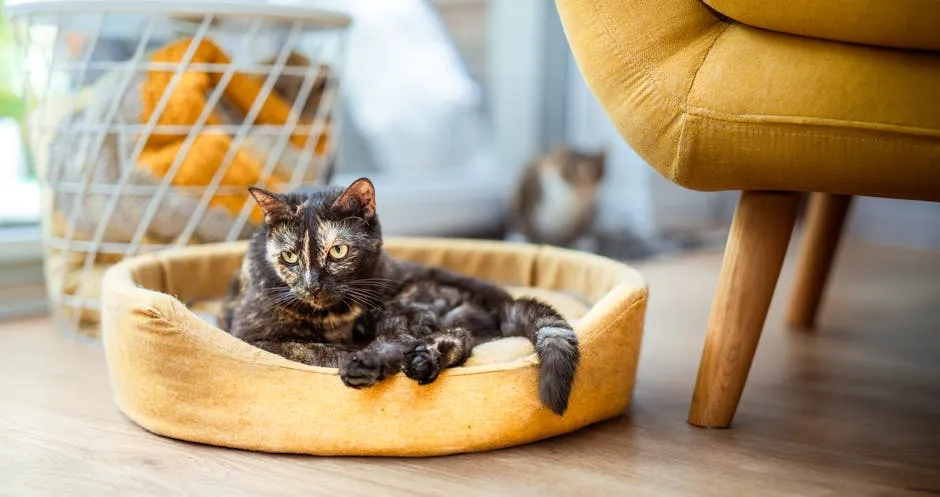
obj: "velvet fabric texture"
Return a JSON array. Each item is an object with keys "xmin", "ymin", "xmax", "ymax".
[
  {"xmin": 705, "ymin": 0, "xmax": 940, "ymax": 51},
  {"xmin": 555, "ymin": 0, "xmax": 940, "ymax": 201},
  {"xmin": 101, "ymin": 238, "xmax": 647, "ymax": 456}
]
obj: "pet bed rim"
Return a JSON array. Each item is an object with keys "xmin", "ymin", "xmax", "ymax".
[{"xmin": 102, "ymin": 237, "xmax": 647, "ymax": 377}]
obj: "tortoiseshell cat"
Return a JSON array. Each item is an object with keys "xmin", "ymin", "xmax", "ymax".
[{"xmin": 221, "ymin": 178, "xmax": 580, "ymax": 414}]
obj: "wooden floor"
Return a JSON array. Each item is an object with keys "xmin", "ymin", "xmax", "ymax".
[{"xmin": 2, "ymin": 240, "xmax": 939, "ymax": 496}]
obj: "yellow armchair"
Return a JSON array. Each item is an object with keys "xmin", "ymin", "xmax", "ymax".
[{"xmin": 556, "ymin": 0, "xmax": 940, "ymax": 427}]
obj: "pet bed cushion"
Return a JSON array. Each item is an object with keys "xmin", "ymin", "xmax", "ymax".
[{"xmin": 101, "ymin": 238, "xmax": 648, "ymax": 456}]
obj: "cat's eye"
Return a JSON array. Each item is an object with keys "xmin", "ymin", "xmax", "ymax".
[
  {"xmin": 328, "ymin": 244, "xmax": 349, "ymax": 259},
  {"xmin": 280, "ymin": 250, "xmax": 299, "ymax": 265}
]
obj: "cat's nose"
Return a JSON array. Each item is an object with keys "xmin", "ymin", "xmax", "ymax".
[{"xmin": 304, "ymin": 271, "xmax": 319, "ymax": 288}]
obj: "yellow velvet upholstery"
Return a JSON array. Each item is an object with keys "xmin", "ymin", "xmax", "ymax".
[
  {"xmin": 100, "ymin": 238, "xmax": 647, "ymax": 456},
  {"xmin": 705, "ymin": 0, "xmax": 940, "ymax": 51},
  {"xmin": 555, "ymin": 0, "xmax": 940, "ymax": 201}
]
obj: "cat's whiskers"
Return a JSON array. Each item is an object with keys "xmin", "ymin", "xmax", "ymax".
[
  {"xmin": 341, "ymin": 287, "xmax": 384, "ymax": 310},
  {"xmin": 353, "ymin": 277, "xmax": 400, "ymax": 284},
  {"xmin": 340, "ymin": 295, "xmax": 372, "ymax": 311},
  {"xmin": 347, "ymin": 286, "xmax": 395, "ymax": 296},
  {"xmin": 343, "ymin": 291, "xmax": 383, "ymax": 310},
  {"xmin": 347, "ymin": 279, "xmax": 400, "ymax": 293},
  {"xmin": 345, "ymin": 283, "xmax": 387, "ymax": 298},
  {"xmin": 263, "ymin": 286, "xmax": 305, "ymax": 310},
  {"xmin": 339, "ymin": 294, "xmax": 371, "ymax": 312},
  {"xmin": 350, "ymin": 281, "xmax": 397, "ymax": 288}
]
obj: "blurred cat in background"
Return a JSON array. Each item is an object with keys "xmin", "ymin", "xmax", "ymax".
[{"xmin": 508, "ymin": 146, "xmax": 606, "ymax": 250}]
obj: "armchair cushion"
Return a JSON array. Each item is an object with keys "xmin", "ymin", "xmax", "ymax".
[
  {"xmin": 556, "ymin": 0, "xmax": 940, "ymax": 201},
  {"xmin": 705, "ymin": 0, "xmax": 940, "ymax": 52}
]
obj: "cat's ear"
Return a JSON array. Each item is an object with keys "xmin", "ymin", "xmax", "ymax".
[
  {"xmin": 248, "ymin": 187, "xmax": 291, "ymax": 224},
  {"xmin": 332, "ymin": 177, "xmax": 376, "ymax": 220}
]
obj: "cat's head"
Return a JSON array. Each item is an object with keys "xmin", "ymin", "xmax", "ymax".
[
  {"xmin": 545, "ymin": 146, "xmax": 606, "ymax": 189},
  {"xmin": 248, "ymin": 178, "xmax": 383, "ymax": 310}
]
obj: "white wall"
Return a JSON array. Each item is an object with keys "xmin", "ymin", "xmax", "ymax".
[
  {"xmin": 847, "ymin": 198, "xmax": 940, "ymax": 250},
  {"xmin": 486, "ymin": 0, "xmax": 550, "ymax": 177}
]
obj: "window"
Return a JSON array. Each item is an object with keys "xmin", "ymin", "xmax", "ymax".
[
  {"xmin": 0, "ymin": 4, "xmax": 46, "ymax": 319},
  {"xmin": 0, "ymin": 2, "xmax": 40, "ymax": 228}
]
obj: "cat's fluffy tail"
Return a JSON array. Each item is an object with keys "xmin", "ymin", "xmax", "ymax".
[
  {"xmin": 501, "ymin": 298, "xmax": 580, "ymax": 415},
  {"xmin": 534, "ymin": 326, "xmax": 580, "ymax": 415}
]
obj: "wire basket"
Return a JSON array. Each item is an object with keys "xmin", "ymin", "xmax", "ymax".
[{"xmin": 6, "ymin": 1, "xmax": 350, "ymax": 338}]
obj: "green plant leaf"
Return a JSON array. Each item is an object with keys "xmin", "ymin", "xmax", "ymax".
[{"xmin": 0, "ymin": 0, "xmax": 25, "ymax": 120}]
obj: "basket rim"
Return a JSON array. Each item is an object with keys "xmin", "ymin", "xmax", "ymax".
[{"xmin": 4, "ymin": 0, "xmax": 352, "ymax": 28}]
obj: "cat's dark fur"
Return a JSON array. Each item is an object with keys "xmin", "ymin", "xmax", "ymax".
[{"xmin": 222, "ymin": 178, "xmax": 580, "ymax": 415}]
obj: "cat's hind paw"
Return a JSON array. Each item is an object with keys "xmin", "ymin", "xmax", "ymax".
[
  {"xmin": 403, "ymin": 344, "xmax": 443, "ymax": 385},
  {"xmin": 339, "ymin": 352, "xmax": 385, "ymax": 389}
]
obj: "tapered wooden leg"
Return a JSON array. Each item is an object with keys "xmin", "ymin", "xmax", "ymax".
[
  {"xmin": 786, "ymin": 194, "xmax": 853, "ymax": 329},
  {"xmin": 688, "ymin": 191, "xmax": 801, "ymax": 428}
]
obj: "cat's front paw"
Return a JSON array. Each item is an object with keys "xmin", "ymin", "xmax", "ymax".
[
  {"xmin": 339, "ymin": 352, "xmax": 385, "ymax": 389},
  {"xmin": 403, "ymin": 344, "xmax": 443, "ymax": 385}
]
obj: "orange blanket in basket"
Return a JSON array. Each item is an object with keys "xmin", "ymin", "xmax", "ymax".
[{"xmin": 138, "ymin": 38, "xmax": 330, "ymax": 224}]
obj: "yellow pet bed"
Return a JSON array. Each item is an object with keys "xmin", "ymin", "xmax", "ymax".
[{"xmin": 101, "ymin": 238, "xmax": 647, "ymax": 456}]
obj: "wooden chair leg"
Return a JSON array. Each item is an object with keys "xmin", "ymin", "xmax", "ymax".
[
  {"xmin": 786, "ymin": 193, "xmax": 853, "ymax": 329},
  {"xmin": 688, "ymin": 191, "xmax": 801, "ymax": 428}
]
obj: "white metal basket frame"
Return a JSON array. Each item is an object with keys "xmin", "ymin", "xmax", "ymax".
[{"xmin": 8, "ymin": 1, "xmax": 350, "ymax": 334}]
